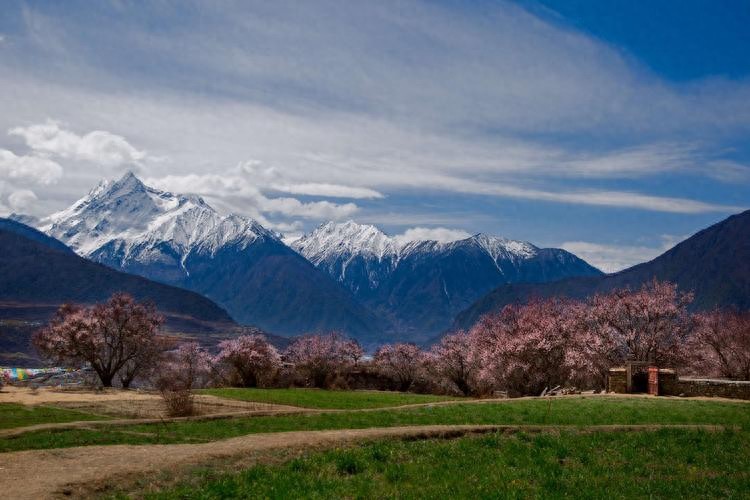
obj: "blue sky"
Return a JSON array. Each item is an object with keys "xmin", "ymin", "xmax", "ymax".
[{"xmin": 0, "ymin": 0, "xmax": 748, "ymax": 271}]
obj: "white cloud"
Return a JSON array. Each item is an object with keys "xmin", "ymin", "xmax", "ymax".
[
  {"xmin": 236, "ymin": 159, "xmax": 383, "ymax": 199},
  {"xmin": 262, "ymin": 197, "xmax": 358, "ymax": 220},
  {"xmin": 0, "ymin": 1, "xmax": 746, "ymax": 226},
  {"xmin": 145, "ymin": 172, "xmax": 359, "ymax": 222},
  {"xmin": 561, "ymin": 235, "xmax": 682, "ymax": 273},
  {"xmin": 7, "ymin": 189, "xmax": 38, "ymax": 211},
  {"xmin": 271, "ymin": 183, "xmax": 383, "ymax": 199},
  {"xmin": 9, "ymin": 119, "xmax": 147, "ymax": 168},
  {"xmin": 394, "ymin": 227, "xmax": 472, "ymax": 245},
  {"xmin": 503, "ymin": 187, "xmax": 739, "ymax": 214},
  {"xmin": 0, "ymin": 149, "xmax": 63, "ymax": 184}
]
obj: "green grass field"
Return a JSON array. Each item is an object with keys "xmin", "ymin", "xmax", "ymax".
[
  {"xmin": 200, "ymin": 388, "xmax": 460, "ymax": 409},
  {"xmin": 3, "ymin": 392, "xmax": 749, "ymax": 498},
  {"xmin": 2, "ymin": 396, "xmax": 748, "ymax": 453},
  {"xmin": 144, "ymin": 428, "xmax": 750, "ymax": 499},
  {"xmin": 0, "ymin": 403, "xmax": 105, "ymax": 430}
]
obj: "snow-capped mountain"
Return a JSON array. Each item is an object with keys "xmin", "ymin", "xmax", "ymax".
[
  {"xmin": 292, "ymin": 221, "xmax": 400, "ymax": 294},
  {"xmin": 294, "ymin": 221, "xmax": 602, "ymax": 341},
  {"xmin": 38, "ymin": 173, "xmax": 382, "ymax": 341},
  {"xmin": 292, "ymin": 221, "xmax": 541, "ymax": 293},
  {"xmin": 295, "ymin": 220, "xmax": 399, "ymax": 265},
  {"xmin": 37, "ymin": 175, "xmax": 601, "ymax": 344},
  {"xmin": 40, "ymin": 172, "xmax": 273, "ymax": 282}
]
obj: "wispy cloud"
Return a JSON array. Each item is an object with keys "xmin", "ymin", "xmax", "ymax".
[
  {"xmin": 271, "ymin": 183, "xmax": 383, "ymax": 199},
  {"xmin": 145, "ymin": 172, "xmax": 360, "ymax": 223},
  {"xmin": 561, "ymin": 235, "xmax": 684, "ymax": 273},
  {"xmin": 0, "ymin": 0, "xmax": 746, "ymax": 235}
]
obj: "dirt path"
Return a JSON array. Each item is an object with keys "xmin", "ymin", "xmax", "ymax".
[
  {"xmin": 0, "ymin": 387, "xmax": 302, "ymax": 421},
  {"xmin": 0, "ymin": 423, "xmax": 729, "ymax": 499},
  {"xmin": 3, "ymin": 391, "xmax": 747, "ymax": 438}
]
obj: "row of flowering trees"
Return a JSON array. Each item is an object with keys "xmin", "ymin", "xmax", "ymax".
[
  {"xmin": 33, "ymin": 282, "xmax": 750, "ymax": 397},
  {"xmin": 431, "ymin": 280, "xmax": 750, "ymax": 396}
]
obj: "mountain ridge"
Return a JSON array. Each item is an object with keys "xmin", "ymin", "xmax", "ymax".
[
  {"xmin": 0, "ymin": 219, "xmax": 234, "ymax": 323},
  {"xmin": 454, "ymin": 209, "xmax": 750, "ymax": 331},
  {"xmin": 36, "ymin": 173, "xmax": 384, "ymax": 343},
  {"xmin": 293, "ymin": 220, "xmax": 603, "ymax": 341}
]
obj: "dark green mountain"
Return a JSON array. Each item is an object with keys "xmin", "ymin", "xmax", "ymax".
[{"xmin": 455, "ymin": 210, "xmax": 750, "ymax": 330}]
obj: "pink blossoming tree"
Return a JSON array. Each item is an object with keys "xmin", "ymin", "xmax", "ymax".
[
  {"xmin": 584, "ymin": 280, "xmax": 694, "ymax": 369},
  {"xmin": 284, "ymin": 333, "xmax": 363, "ymax": 388},
  {"xmin": 428, "ymin": 330, "xmax": 483, "ymax": 395},
  {"xmin": 215, "ymin": 334, "xmax": 281, "ymax": 387},
  {"xmin": 33, "ymin": 293, "xmax": 164, "ymax": 387},
  {"xmin": 165, "ymin": 342, "xmax": 215, "ymax": 390},
  {"xmin": 691, "ymin": 309, "xmax": 750, "ymax": 380},
  {"xmin": 152, "ymin": 342, "xmax": 214, "ymax": 416},
  {"xmin": 374, "ymin": 342, "xmax": 427, "ymax": 391},
  {"xmin": 470, "ymin": 298, "xmax": 582, "ymax": 396}
]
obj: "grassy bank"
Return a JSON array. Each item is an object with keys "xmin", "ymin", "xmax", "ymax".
[
  {"xmin": 199, "ymin": 388, "xmax": 461, "ymax": 409},
  {"xmin": 137, "ymin": 428, "xmax": 750, "ymax": 498},
  {"xmin": 0, "ymin": 403, "xmax": 104, "ymax": 430},
  {"xmin": 2, "ymin": 396, "xmax": 747, "ymax": 453}
]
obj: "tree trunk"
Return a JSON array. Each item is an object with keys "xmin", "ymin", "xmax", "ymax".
[
  {"xmin": 241, "ymin": 372, "xmax": 258, "ymax": 388},
  {"xmin": 99, "ymin": 374, "xmax": 114, "ymax": 387},
  {"xmin": 455, "ymin": 378, "xmax": 470, "ymax": 396},
  {"xmin": 399, "ymin": 379, "xmax": 412, "ymax": 392}
]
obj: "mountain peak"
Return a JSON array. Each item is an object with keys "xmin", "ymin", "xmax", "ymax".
[
  {"xmin": 295, "ymin": 220, "xmax": 544, "ymax": 264},
  {"xmin": 119, "ymin": 170, "xmax": 140, "ymax": 183},
  {"xmin": 293, "ymin": 220, "xmax": 396, "ymax": 263},
  {"xmin": 110, "ymin": 170, "xmax": 146, "ymax": 193},
  {"xmin": 469, "ymin": 233, "xmax": 538, "ymax": 260},
  {"xmin": 40, "ymin": 174, "xmax": 276, "ymax": 264}
]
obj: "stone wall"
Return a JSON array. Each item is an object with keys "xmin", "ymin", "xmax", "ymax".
[
  {"xmin": 662, "ymin": 377, "xmax": 750, "ymax": 400},
  {"xmin": 607, "ymin": 368, "xmax": 627, "ymax": 394},
  {"xmin": 608, "ymin": 367, "xmax": 750, "ymax": 400}
]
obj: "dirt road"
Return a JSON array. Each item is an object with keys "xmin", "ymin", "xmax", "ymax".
[{"xmin": 0, "ymin": 424, "xmax": 729, "ymax": 499}]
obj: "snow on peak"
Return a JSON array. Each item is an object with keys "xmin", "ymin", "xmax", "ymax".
[
  {"xmin": 293, "ymin": 220, "xmax": 398, "ymax": 264},
  {"xmin": 39, "ymin": 172, "xmax": 274, "ymax": 262},
  {"xmin": 469, "ymin": 233, "xmax": 538, "ymax": 260},
  {"xmin": 293, "ymin": 220, "xmax": 538, "ymax": 264}
]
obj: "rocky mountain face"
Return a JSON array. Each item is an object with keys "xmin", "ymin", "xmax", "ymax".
[
  {"xmin": 293, "ymin": 221, "xmax": 602, "ymax": 341},
  {"xmin": 38, "ymin": 173, "xmax": 382, "ymax": 342},
  {"xmin": 454, "ymin": 209, "xmax": 750, "ymax": 331}
]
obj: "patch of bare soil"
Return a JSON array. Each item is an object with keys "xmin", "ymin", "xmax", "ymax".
[
  {"xmin": 0, "ymin": 386, "xmax": 299, "ymax": 419},
  {"xmin": 0, "ymin": 424, "xmax": 729, "ymax": 500}
]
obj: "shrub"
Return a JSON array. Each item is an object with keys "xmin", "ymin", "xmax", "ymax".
[{"xmin": 157, "ymin": 383, "xmax": 195, "ymax": 417}]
